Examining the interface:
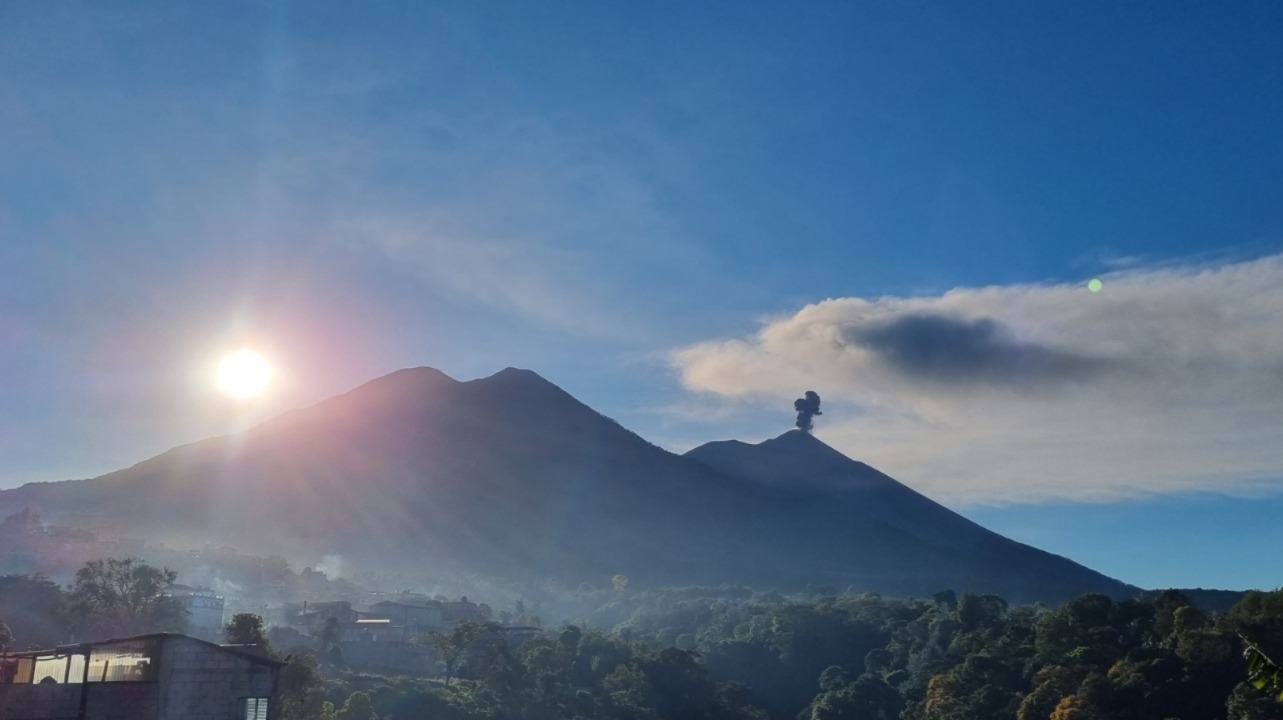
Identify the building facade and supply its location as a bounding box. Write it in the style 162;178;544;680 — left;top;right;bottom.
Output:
165;585;226;642
0;633;281;720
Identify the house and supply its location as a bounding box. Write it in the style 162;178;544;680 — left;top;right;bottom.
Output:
366;597;444;631
339;619;435;674
365;594;491;633
440;597;491;627
290;600;358;633
0;633;282;720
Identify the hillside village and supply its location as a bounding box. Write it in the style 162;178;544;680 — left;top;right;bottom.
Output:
0;373;1278;719
0;508;542;678
8;506;1283;719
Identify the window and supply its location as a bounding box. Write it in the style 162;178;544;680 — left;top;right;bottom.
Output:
32;654;68;683
239;697;269;720
87;640;156;682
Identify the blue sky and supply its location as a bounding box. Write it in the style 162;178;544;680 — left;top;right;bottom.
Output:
2;1;1282;591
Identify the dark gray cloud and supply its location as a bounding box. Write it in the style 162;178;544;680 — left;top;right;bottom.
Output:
846;313;1110;387
674;255;1283;502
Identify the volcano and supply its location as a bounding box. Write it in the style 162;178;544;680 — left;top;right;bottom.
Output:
0;367;1134;602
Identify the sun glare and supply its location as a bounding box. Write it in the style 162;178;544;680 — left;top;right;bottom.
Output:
216;349;272;400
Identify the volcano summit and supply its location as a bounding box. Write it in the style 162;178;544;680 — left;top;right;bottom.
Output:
0;367;1133;603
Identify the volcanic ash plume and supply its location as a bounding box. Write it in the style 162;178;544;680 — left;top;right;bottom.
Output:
794;391;822;432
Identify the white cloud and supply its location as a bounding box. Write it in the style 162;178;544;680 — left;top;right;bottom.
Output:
672;254;1283;504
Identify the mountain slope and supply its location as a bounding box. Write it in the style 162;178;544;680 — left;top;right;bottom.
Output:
686;430;1134;601
0;367;1135;602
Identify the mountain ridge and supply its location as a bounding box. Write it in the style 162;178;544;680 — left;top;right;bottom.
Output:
0;366;1136;603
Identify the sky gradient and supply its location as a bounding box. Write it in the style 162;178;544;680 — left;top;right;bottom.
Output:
3;1;1282;591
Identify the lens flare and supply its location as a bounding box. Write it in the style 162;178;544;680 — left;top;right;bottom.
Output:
216;349;272;400
1087;278;1103;293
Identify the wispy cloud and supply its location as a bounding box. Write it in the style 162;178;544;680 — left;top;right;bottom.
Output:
672;254;1283;504
294;106;696;340
335;209;624;338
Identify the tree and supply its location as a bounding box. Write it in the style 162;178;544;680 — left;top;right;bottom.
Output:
1244;637;1283;699
0;618;12;650
67;558;185;638
808;674;902;720
336;691;380;720
1227;681;1283;720
1018;665;1088;720
919;656;1020;720
0;574;68;648
277;654;329;720
224;613;271;648
1230;592;1283;714
1228;590;1283;659
1035;594;1121;667
431;620;500;682
957;593;1008;633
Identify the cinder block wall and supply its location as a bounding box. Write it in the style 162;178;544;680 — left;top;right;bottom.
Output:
87;682;158;719
154;637;276;720
0;683;84;719
0;679;157;719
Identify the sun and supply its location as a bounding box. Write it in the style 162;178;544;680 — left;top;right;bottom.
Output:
216;348;273;400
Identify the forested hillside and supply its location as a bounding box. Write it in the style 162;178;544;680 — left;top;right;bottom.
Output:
10;565;1276;720
295;586;1283;720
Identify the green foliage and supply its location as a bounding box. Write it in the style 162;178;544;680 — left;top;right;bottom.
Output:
366;677;449;719
1018;665;1089;720
957;593;1008;633
0;574;66;649
279;654;329;720
247;584;1283;720
224;612;271;648
336;690;380;720
1227;681;1283;720
1244;637;1283;702
430;620;504;682
67;557;186;638
806;673;901;720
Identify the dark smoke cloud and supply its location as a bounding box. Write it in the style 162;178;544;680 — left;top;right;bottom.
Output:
846;313;1111;387
794;391;822;432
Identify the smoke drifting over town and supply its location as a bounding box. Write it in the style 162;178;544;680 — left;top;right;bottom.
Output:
794;391;822;432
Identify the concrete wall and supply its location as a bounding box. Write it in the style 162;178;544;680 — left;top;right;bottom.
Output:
0;683;83;719
156;636;276;720
87;683;158;720
369;601;444;629
0;682;157;720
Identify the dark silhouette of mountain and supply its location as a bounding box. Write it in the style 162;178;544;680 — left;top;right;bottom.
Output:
685;431;1135;601
0;367;1134;602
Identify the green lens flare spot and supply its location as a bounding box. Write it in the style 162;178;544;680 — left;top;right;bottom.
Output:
1087;278;1103;293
